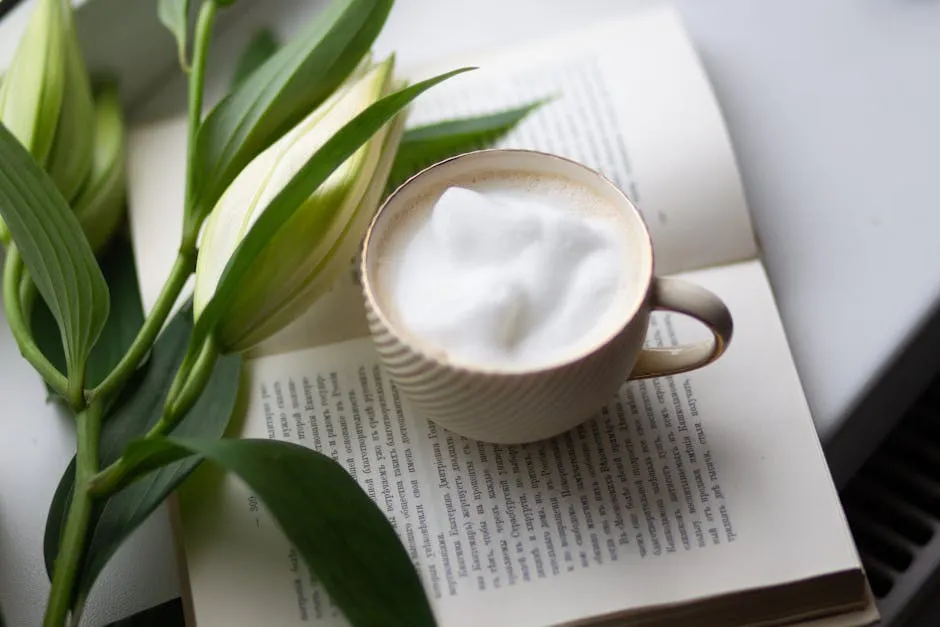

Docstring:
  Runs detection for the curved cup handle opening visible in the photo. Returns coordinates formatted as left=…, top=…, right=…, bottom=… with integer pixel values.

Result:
left=629, top=277, right=733, bottom=380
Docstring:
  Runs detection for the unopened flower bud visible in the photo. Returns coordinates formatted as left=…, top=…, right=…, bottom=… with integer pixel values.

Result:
left=45, top=2, right=95, bottom=203
left=194, top=56, right=406, bottom=352
left=0, top=0, right=95, bottom=241
left=0, top=0, right=66, bottom=167
left=73, top=83, right=127, bottom=254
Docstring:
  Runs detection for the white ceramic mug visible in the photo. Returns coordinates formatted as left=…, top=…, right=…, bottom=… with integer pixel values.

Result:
left=360, top=149, right=732, bottom=444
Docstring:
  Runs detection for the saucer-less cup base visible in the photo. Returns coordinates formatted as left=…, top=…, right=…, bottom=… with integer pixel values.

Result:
left=360, top=149, right=733, bottom=444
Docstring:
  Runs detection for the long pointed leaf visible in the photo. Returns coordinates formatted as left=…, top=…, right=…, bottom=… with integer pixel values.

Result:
left=158, top=0, right=190, bottom=71
left=31, top=235, right=144, bottom=397
left=122, top=437, right=435, bottom=627
left=190, top=0, right=393, bottom=227
left=386, top=100, right=547, bottom=193
left=43, top=458, right=75, bottom=578
left=83, top=239, right=145, bottom=389
left=194, top=67, right=474, bottom=348
left=0, top=122, right=109, bottom=381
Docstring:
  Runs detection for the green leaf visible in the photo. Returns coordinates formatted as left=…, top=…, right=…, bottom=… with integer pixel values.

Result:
left=43, top=456, right=75, bottom=580
left=30, top=235, right=145, bottom=395
left=230, top=28, right=279, bottom=90
left=30, top=291, right=67, bottom=395
left=194, top=67, right=473, bottom=348
left=43, top=305, right=243, bottom=600
left=83, top=239, right=144, bottom=389
left=0, top=122, right=110, bottom=384
left=122, top=437, right=435, bottom=627
left=386, top=100, right=547, bottom=193
left=158, top=0, right=190, bottom=72
left=189, top=0, right=392, bottom=230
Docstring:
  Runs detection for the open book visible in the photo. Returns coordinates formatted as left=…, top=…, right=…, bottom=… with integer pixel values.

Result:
left=126, top=5, right=878, bottom=626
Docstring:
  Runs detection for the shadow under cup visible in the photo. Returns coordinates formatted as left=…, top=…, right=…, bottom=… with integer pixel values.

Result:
left=360, top=149, right=731, bottom=444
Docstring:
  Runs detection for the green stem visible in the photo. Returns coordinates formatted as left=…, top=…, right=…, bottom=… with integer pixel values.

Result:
left=2, top=246, right=69, bottom=397
left=162, top=341, right=200, bottom=412
left=19, top=269, right=38, bottom=319
left=181, top=0, right=218, bottom=251
left=89, top=336, right=218, bottom=498
left=67, top=366, right=86, bottom=412
left=89, top=1, right=217, bottom=405
left=43, top=402, right=103, bottom=627
left=88, top=250, right=195, bottom=403
left=187, top=0, right=216, bottom=185
left=163, top=335, right=218, bottom=427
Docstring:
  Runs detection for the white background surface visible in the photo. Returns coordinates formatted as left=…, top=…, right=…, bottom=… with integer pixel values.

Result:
left=2, top=0, right=940, bottom=624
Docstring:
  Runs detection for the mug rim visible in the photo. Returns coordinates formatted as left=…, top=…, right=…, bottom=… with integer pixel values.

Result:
left=359, top=147, right=656, bottom=376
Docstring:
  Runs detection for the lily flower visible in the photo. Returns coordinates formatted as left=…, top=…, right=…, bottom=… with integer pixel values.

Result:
left=0, top=0, right=95, bottom=240
left=194, top=55, right=406, bottom=352
left=73, top=83, right=127, bottom=254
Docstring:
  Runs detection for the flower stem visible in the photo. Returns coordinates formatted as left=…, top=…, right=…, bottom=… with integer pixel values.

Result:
left=181, top=0, right=218, bottom=250
left=88, top=249, right=195, bottom=404
left=187, top=0, right=216, bottom=182
left=85, top=0, right=218, bottom=410
left=67, top=364, right=86, bottom=413
left=19, top=269, right=38, bottom=318
left=89, top=336, right=218, bottom=497
left=43, top=401, right=104, bottom=627
left=2, top=245, right=69, bottom=397
left=86, top=1, right=217, bottom=410
left=161, top=335, right=218, bottom=430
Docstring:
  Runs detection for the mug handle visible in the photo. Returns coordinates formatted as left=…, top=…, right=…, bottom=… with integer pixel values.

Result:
left=628, top=277, right=733, bottom=380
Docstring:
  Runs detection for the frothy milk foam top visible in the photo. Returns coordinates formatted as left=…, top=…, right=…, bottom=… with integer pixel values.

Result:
left=375, top=172, right=637, bottom=370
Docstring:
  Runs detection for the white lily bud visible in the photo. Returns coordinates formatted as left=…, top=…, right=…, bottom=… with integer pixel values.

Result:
left=73, top=84, right=127, bottom=254
left=194, top=56, right=407, bottom=352
left=45, top=1, right=96, bottom=203
left=0, top=0, right=95, bottom=241
left=0, top=0, right=66, bottom=167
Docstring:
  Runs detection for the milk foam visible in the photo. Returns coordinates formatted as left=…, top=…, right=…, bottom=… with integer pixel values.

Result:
left=379, top=174, right=631, bottom=370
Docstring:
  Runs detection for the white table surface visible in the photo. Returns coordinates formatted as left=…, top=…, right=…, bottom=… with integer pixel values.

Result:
left=2, top=0, right=940, bottom=624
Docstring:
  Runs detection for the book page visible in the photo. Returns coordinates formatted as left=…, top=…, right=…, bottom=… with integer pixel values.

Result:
left=399, top=5, right=757, bottom=277
left=177, top=259, right=863, bottom=627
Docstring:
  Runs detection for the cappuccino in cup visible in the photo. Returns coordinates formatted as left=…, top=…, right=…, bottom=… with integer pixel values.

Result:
left=373, top=171, right=642, bottom=371
left=360, top=149, right=732, bottom=444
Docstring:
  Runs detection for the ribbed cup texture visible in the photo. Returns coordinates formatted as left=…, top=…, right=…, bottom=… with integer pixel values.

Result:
left=363, top=294, right=650, bottom=444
